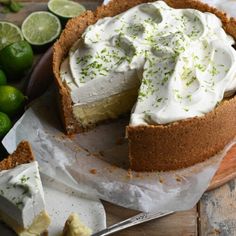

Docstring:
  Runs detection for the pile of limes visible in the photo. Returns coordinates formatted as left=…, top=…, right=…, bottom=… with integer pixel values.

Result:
left=0, top=42, right=29, bottom=138
left=0, top=0, right=86, bottom=139
left=0, top=85, right=25, bottom=138
left=0, top=22, right=34, bottom=138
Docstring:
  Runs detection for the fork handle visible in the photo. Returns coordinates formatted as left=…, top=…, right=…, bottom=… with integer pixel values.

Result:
left=92, top=211, right=174, bottom=236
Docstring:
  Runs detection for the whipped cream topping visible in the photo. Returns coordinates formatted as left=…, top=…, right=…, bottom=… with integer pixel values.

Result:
left=0, top=161, right=45, bottom=229
left=61, top=1, right=236, bottom=125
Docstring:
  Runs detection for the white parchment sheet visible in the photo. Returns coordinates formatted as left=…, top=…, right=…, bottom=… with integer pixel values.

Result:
left=2, top=87, right=235, bottom=212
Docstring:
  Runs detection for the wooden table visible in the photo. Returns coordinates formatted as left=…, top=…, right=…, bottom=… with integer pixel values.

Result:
left=1, top=1, right=236, bottom=235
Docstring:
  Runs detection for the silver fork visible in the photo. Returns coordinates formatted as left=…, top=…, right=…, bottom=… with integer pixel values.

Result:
left=92, top=211, right=174, bottom=236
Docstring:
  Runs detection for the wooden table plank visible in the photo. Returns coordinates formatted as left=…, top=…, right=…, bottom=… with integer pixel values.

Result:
left=103, top=201, right=198, bottom=236
left=199, top=179, right=236, bottom=236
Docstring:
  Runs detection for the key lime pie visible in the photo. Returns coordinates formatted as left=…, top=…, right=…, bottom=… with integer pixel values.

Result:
left=0, top=141, right=51, bottom=235
left=53, top=0, right=236, bottom=171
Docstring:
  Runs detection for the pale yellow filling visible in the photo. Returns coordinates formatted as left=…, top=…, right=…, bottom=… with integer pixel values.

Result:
left=19, top=211, right=51, bottom=236
left=63, top=213, right=92, bottom=236
left=0, top=210, right=51, bottom=236
left=72, top=88, right=138, bottom=127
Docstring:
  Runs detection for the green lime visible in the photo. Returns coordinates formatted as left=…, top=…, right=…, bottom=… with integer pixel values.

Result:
left=0, top=69, right=7, bottom=85
left=0, top=85, right=25, bottom=116
left=48, top=0, right=86, bottom=19
left=0, top=41, right=33, bottom=78
left=21, top=11, right=61, bottom=46
left=0, top=112, right=12, bottom=138
left=0, top=21, right=24, bottom=51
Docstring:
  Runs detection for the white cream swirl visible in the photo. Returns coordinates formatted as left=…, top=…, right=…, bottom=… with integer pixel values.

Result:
left=63, top=1, right=236, bottom=125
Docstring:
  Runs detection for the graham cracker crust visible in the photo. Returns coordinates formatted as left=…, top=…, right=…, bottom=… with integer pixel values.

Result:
left=0, top=141, right=34, bottom=171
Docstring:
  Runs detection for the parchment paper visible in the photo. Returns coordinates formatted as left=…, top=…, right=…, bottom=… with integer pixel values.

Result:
left=2, top=87, right=236, bottom=212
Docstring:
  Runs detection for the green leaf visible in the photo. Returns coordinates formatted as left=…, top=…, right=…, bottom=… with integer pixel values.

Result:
left=9, top=1, right=22, bottom=12
left=0, top=0, right=23, bottom=13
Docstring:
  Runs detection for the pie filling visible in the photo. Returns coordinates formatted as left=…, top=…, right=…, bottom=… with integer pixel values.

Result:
left=72, top=88, right=138, bottom=126
left=0, top=161, right=50, bottom=235
left=0, top=210, right=50, bottom=236
left=60, top=1, right=236, bottom=127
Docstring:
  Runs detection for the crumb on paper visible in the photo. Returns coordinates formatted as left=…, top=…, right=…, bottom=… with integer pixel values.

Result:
left=70, top=145, right=81, bottom=153
left=126, top=169, right=133, bottom=179
left=99, top=150, right=104, bottom=156
left=211, top=229, right=221, bottom=235
left=51, top=133, right=70, bottom=140
left=66, top=134, right=76, bottom=139
left=83, top=147, right=90, bottom=153
left=175, top=174, right=182, bottom=182
left=89, top=169, right=97, bottom=174
left=157, top=174, right=164, bottom=184
left=107, top=165, right=118, bottom=173
left=91, top=152, right=102, bottom=158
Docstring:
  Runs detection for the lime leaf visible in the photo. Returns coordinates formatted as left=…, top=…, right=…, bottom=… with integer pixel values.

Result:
left=9, top=1, right=23, bottom=13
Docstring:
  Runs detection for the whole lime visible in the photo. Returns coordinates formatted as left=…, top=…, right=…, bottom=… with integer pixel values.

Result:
left=0, top=69, right=7, bottom=85
left=0, top=112, right=12, bottom=138
left=0, top=41, right=33, bottom=78
left=0, top=85, right=25, bottom=116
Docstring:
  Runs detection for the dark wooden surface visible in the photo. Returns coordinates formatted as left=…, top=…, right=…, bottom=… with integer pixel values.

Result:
left=1, top=1, right=236, bottom=235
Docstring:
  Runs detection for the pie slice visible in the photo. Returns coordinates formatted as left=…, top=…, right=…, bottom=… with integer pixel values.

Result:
left=0, top=141, right=51, bottom=236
